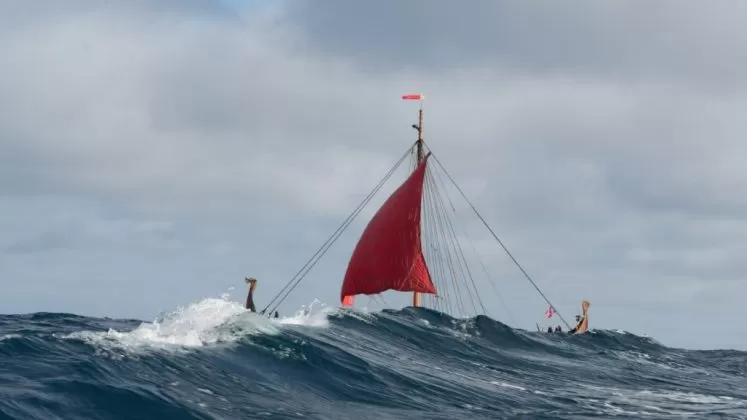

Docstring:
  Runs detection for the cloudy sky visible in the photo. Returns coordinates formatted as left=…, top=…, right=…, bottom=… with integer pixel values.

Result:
left=2, top=0, right=746, bottom=350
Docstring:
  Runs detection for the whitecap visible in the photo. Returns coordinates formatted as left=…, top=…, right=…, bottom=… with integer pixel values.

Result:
left=62, top=295, right=331, bottom=352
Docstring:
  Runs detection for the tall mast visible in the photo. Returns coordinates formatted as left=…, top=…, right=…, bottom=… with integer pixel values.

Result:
left=415, top=107, right=424, bottom=162
left=410, top=97, right=425, bottom=307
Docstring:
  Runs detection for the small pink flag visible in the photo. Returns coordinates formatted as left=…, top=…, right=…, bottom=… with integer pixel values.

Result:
left=545, top=306, right=555, bottom=319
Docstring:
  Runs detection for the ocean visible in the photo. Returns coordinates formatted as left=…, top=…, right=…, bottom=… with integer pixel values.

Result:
left=0, top=297, right=745, bottom=419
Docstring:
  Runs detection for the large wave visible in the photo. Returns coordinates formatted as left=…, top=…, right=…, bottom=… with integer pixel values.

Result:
left=0, top=296, right=744, bottom=419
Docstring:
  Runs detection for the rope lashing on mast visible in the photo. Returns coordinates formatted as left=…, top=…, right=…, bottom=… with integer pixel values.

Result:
left=429, top=152, right=573, bottom=331
left=261, top=144, right=415, bottom=314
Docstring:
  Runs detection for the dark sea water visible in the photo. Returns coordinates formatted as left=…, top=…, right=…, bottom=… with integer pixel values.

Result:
left=1, top=297, right=745, bottom=419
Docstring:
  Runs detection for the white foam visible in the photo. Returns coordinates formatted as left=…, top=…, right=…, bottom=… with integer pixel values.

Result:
left=329, top=305, right=378, bottom=324
left=579, top=383, right=744, bottom=416
left=0, top=334, right=21, bottom=342
left=637, top=389, right=738, bottom=404
left=63, top=295, right=332, bottom=352
left=276, top=298, right=332, bottom=327
left=491, top=381, right=527, bottom=391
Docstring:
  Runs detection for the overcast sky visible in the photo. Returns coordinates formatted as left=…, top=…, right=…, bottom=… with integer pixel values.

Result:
left=2, top=1, right=746, bottom=350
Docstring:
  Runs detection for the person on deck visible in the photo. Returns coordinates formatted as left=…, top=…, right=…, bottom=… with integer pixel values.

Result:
left=546, top=326, right=553, bottom=333
left=554, top=325, right=562, bottom=333
left=245, top=277, right=258, bottom=312
left=244, top=277, right=281, bottom=318
left=568, top=314, right=584, bottom=334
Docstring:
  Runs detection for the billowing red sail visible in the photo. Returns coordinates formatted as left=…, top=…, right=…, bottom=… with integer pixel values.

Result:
left=340, top=155, right=436, bottom=303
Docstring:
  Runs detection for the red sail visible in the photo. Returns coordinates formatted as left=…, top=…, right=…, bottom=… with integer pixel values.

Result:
left=340, top=155, right=436, bottom=303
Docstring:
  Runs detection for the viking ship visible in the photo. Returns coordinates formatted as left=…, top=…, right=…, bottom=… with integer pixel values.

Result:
left=262, top=94, right=589, bottom=334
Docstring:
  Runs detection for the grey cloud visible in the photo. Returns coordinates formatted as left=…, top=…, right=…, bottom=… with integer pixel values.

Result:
left=0, top=3, right=413, bottom=218
left=5, top=231, right=72, bottom=255
left=0, top=1, right=237, bottom=26
left=1, top=1, right=747, bottom=349
left=285, top=1, right=747, bottom=89
left=0, top=197, right=181, bottom=255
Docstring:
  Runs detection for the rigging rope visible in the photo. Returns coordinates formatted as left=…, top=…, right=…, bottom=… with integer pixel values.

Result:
left=422, top=167, right=462, bottom=316
left=421, top=171, right=454, bottom=315
left=428, top=157, right=518, bottom=326
left=426, top=168, right=474, bottom=316
left=429, top=152, right=573, bottom=330
left=426, top=166, right=488, bottom=316
left=260, top=144, right=415, bottom=314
